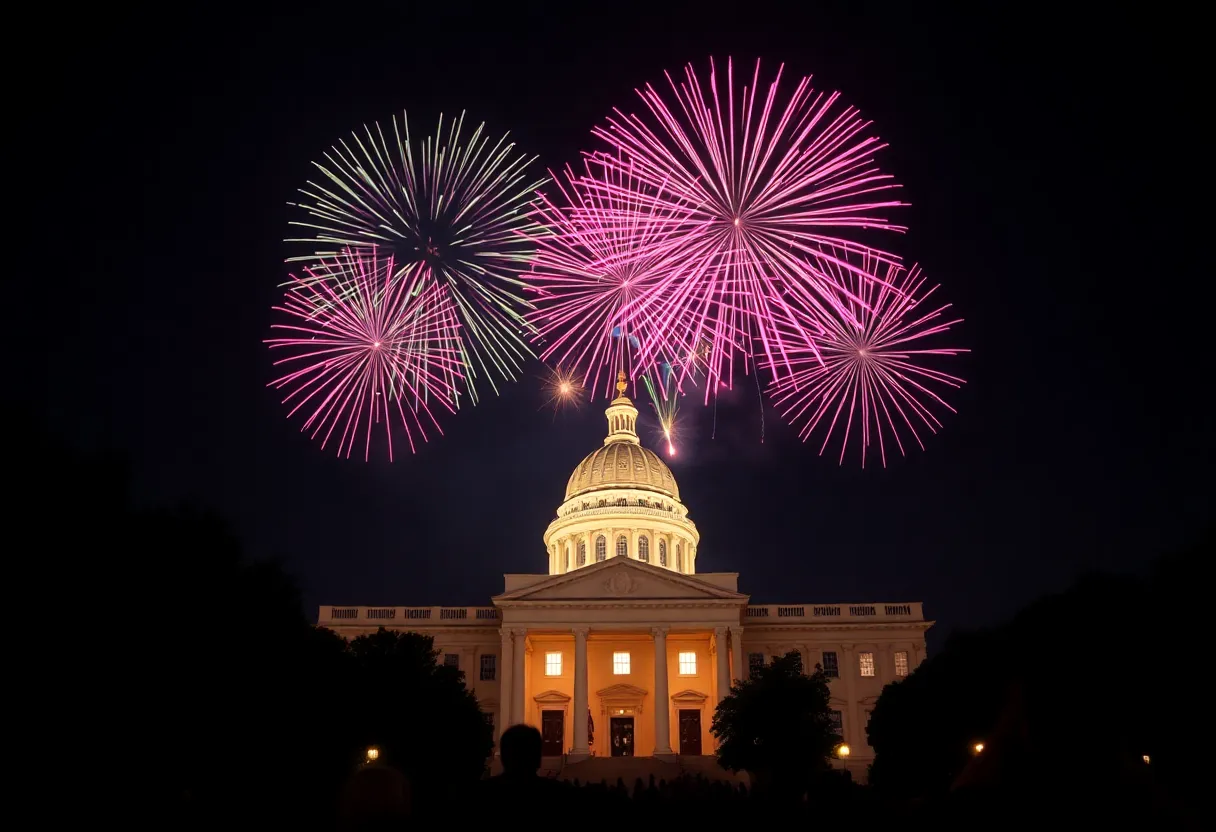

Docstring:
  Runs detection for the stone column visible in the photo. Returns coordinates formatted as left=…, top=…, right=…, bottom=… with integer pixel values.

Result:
left=499, top=629, right=514, bottom=741
left=729, top=625, right=745, bottom=684
left=652, top=627, right=673, bottom=756
left=842, top=643, right=861, bottom=751
left=714, top=626, right=730, bottom=704
left=570, top=627, right=590, bottom=760
left=511, top=629, right=527, bottom=725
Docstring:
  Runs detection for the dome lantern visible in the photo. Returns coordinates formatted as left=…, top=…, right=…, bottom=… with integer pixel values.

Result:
left=604, top=370, right=640, bottom=446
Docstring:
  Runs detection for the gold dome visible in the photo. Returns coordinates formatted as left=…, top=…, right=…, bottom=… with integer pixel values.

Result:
left=565, top=442, right=680, bottom=501
left=563, top=370, right=680, bottom=501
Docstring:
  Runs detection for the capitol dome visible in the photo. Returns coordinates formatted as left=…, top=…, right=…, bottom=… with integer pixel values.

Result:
left=544, top=372, right=699, bottom=576
left=565, top=442, right=679, bottom=501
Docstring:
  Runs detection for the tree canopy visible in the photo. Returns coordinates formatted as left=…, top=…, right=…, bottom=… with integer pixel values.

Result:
left=711, top=652, right=841, bottom=795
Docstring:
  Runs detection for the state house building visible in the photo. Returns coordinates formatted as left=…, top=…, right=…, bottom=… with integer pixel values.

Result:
left=321, top=374, right=931, bottom=777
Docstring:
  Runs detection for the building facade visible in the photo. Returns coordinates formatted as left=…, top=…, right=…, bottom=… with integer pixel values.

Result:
left=320, top=374, right=932, bottom=774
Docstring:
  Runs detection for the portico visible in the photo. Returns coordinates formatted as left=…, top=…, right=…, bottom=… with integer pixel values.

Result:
left=493, top=557, right=747, bottom=759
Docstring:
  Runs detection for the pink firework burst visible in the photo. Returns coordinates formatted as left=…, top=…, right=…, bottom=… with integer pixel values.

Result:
left=586, top=56, right=907, bottom=391
left=525, top=154, right=702, bottom=398
left=768, top=257, right=967, bottom=467
left=266, top=249, right=464, bottom=461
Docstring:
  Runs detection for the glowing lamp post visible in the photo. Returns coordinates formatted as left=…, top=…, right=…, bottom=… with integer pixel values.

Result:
left=973, top=742, right=984, bottom=754
left=836, top=743, right=851, bottom=772
left=365, top=746, right=380, bottom=763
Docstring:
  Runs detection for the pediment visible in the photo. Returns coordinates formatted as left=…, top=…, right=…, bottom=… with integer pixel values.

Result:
left=596, top=682, right=649, bottom=699
left=534, top=689, right=571, bottom=704
left=671, top=688, right=708, bottom=704
left=495, top=558, right=746, bottom=603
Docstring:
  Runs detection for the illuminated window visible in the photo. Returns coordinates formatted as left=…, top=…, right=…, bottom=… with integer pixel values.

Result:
left=444, top=653, right=459, bottom=669
left=595, top=536, right=607, bottom=561
left=638, top=536, right=650, bottom=562
left=480, top=654, right=496, bottom=681
left=828, top=710, right=843, bottom=737
left=859, top=652, right=875, bottom=677
left=613, top=651, right=631, bottom=675
left=616, top=535, right=628, bottom=558
left=790, top=650, right=803, bottom=674
left=894, top=651, right=909, bottom=677
left=822, top=651, right=839, bottom=678
left=748, top=652, right=764, bottom=678
left=545, top=652, right=563, bottom=676
left=678, top=651, right=697, bottom=675
left=577, top=541, right=587, bottom=566
left=659, top=540, right=667, bottom=566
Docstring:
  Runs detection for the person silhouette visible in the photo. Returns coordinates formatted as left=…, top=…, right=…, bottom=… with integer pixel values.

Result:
left=480, top=725, right=570, bottom=810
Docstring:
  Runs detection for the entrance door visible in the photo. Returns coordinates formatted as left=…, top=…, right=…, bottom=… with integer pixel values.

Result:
left=541, top=710, right=565, bottom=756
left=678, top=709, right=702, bottom=755
left=610, top=717, right=634, bottom=757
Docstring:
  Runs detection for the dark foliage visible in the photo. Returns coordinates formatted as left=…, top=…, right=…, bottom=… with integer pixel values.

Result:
left=711, top=651, right=840, bottom=796
left=868, top=532, right=1209, bottom=825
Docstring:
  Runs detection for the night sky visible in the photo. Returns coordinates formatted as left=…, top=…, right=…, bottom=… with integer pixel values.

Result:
left=27, top=3, right=1208, bottom=651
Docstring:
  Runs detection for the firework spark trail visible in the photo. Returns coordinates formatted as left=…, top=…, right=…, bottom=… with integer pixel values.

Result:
left=286, top=111, right=548, bottom=404
left=581, top=57, right=908, bottom=390
left=641, top=359, right=686, bottom=457
left=266, top=249, right=465, bottom=461
left=768, top=256, right=967, bottom=467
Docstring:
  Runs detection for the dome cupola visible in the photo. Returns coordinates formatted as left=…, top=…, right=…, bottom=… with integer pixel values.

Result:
left=544, top=371, right=699, bottom=576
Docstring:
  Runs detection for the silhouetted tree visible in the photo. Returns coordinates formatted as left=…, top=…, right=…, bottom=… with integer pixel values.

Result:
left=345, top=628, right=493, bottom=799
left=711, top=652, right=840, bottom=798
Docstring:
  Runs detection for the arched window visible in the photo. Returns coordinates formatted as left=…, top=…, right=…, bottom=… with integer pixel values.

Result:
left=595, top=536, right=607, bottom=561
left=659, top=539, right=668, bottom=566
left=676, top=543, right=683, bottom=572
left=638, top=536, right=650, bottom=562
left=577, top=541, right=587, bottom=566
left=616, top=535, right=628, bottom=558
left=616, top=498, right=627, bottom=506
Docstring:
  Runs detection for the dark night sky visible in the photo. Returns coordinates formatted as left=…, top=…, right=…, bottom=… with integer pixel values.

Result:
left=24, top=2, right=1208, bottom=651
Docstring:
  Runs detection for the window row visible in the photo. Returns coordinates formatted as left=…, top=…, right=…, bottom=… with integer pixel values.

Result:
left=562, top=536, right=687, bottom=569
left=543, top=650, right=698, bottom=677
left=747, top=649, right=911, bottom=679
left=567, top=497, right=679, bottom=513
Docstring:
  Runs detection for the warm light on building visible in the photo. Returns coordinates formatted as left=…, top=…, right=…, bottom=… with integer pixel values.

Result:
left=365, top=746, right=380, bottom=762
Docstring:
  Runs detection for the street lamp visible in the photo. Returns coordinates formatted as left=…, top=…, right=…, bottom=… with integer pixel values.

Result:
left=366, top=746, right=380, bottom=762
left=836, top=743, right=851, bottom=765
left=973, top=742, right=984, bottom=754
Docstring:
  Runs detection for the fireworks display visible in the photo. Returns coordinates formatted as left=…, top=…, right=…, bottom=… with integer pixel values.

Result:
left=266, top=249, right=464, bottom=461
left=768, top=257, right=966, bottom=467
left=287, top=111, right=548, bottom=404
left=268, top=59, right=967, bottom=465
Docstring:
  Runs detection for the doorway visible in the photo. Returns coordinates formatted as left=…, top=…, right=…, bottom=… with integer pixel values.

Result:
left=541, top=710, right=565, bottom=756
left=610, top=716, right=634, bottom=757
left=678, top=709, right=702, bottom=755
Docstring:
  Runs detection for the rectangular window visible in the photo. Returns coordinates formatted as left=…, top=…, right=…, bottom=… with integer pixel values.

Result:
left=748, top=652, right=765, bottom=678
left=613, top=651, right=631, bottom=675
left=480, top=654, right=497, bottom=681
left=791, top=650, right=803, bottom=674
left=822, top=651, right=839, bottom=678
left=678, top=651, right=697, bottom=675
left=894, top=650, right=909, bottom=677
left=444, top=653, right=459, bottom=669
left=828, top=709, right=843, bottom=738
left=545, top=651, right=562, bottom=676
left=859, top=651, right=875, bottom=677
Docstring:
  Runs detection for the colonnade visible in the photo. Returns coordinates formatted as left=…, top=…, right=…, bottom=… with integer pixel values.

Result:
left=497, top=624, right=744, bottom=757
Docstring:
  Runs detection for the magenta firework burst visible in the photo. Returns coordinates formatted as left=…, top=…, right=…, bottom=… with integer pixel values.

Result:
left=266, top=249, right=464, bottom=461
left=768, top=257, right=966, bottom=467
left=287, top=111, right=548, bottom=404
left=585, top=57, right=907, bottom=388
left=525, top=154, right=698, bottom=398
